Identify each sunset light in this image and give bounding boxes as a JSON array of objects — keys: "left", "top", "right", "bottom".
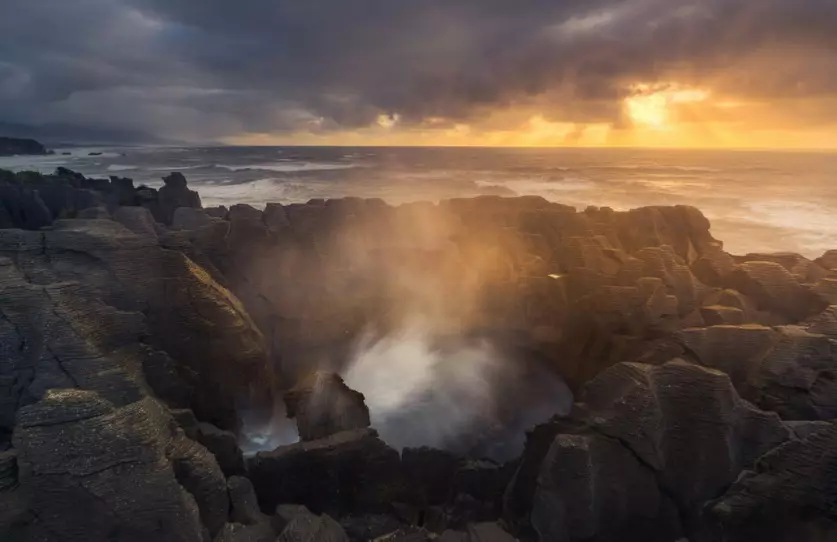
[{"left": 625, "top": 84, "right": 711, "bottom": 130}]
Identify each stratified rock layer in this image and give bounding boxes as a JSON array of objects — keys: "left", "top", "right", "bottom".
[{"left": 512, "top": 360, "right": 790, "bottom": 542}]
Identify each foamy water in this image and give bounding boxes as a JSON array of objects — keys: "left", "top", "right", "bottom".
[{"left": 2, "top": 145, "right": 835, "bottom": 258}]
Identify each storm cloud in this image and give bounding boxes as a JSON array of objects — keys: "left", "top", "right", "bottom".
[{"left": 1, "top": 0, "right": 836, "bottom": 141}]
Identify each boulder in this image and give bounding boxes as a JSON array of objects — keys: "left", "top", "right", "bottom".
[
  {"left": 514, "top": 361, "right": 790, "bottom": 541},
  {"left": 726, "top": 261, "right": 829, "bottom": 321},
  {"left": 690, "top": 249, "right": 736, "bottom": 287},
  {"left": 247, "top": 429, "right": 405, "bottom": 517},
  {"left": 709, "top": 422, "right": 837, "bottom": 542},
  {"left": 700, "top": 289, "right": 763, "bottom": 322},
  {"left": 682, "top": 325, "right": 837, "bottom": 420},
  {"left": 745, "top": 326, "right": 837, "bottom": 420},
  {"left": 627, "top": 245, "right": 709, "bottom": 315},
  {"left": 531, "top": 431, "right": 680, "bottom": 542},
  {"left": 736, "top": 252, "right": 828, "bottom": 283},
  {"left": 502, "top": 416, "right": 586, "bottom": 534},
  {"left": 284, "top": 372, "right": 371, "bottom": 441},
  {"left": 680, "top": 325, "right": 778, "bottom": 387},
  {"left": 583, "top": 361, "right": 789, "bottom": 502},
  {"left": 806, "top": 305, "right": 837, "bottom": 339}
]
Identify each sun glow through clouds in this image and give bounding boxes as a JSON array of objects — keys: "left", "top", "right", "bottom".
[{"left": 625, "top": 84, "right": 710, "bottom": 130}]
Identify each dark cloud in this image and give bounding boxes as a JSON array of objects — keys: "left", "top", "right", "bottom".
[{"left": 1, "top": 0, "right": 836, "bottom": 140}]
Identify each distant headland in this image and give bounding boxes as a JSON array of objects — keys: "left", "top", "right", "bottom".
[{"left": 0, "top": 137, "right": 51, "bottom": 157}]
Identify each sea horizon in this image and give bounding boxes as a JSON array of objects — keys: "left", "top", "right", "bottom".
[{"left": 2, "top": 144, "right": 835, "bottom": 259}]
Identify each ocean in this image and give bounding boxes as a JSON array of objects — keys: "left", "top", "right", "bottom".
[{"left": 2, "top": 145, "right": 835, "bottom": 258}]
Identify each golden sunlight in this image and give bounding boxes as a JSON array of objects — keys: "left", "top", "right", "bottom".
[{"left": 625, "top": 84, "right": 710, "bottom": 130}]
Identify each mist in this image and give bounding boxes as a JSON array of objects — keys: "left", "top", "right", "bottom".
[
  {"left": 233, "top": 196, "right": 577, "bottom": 460},
  {"left": 344, "top": 321, "right": 503, "bottom": 450},
  {"left": 344, "top": 322, "right": 573, "bottom": 460}
]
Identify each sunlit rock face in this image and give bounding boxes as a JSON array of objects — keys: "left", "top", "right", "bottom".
[{"left": 185, "top": 197, "right": 726, "bottom": 384}]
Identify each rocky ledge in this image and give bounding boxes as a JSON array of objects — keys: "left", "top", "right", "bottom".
[{"left": 0, "top": 167, "right": 836, "bottom": 542}]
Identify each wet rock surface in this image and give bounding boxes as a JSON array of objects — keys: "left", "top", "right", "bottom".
[{"left": 0, "top": 167, "right": 836, "bottom": 541}]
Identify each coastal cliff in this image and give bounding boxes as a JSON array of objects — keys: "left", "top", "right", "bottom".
[{"left": 1, "top": 167, "right": 836, "bottom": 542}]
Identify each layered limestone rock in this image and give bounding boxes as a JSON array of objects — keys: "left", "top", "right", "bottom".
[
  {"left": 9, "top": 391, "right": 210, "bottom": 542},
  {"left": 0, "top": 219, "right": 272, "bottom": 431},
  {"left": 725, "top": 261, "right": 829, "bottom": 321},
  {"left": 508, "top": 360, "right": 790, "bottom": 542},
  {"left": 0, "top": 202, "right": 274, "bottom": 540},
  {"left": 681, "top": 325, "right": 837, "bottom": 420},
  {"left": 708, "top": 422, "right": 837, "bottom": 542}
]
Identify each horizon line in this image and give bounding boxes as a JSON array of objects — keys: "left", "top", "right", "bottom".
[{"left": 143, "top": 142, "right": 837, "bottom": 154}]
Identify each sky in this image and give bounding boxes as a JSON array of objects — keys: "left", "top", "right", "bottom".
[{"left": 1, "top": 0, "right": 836, "bottom": 148}]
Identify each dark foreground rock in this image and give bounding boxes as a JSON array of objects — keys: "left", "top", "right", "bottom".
[
  {"left": 504, "top": 360, "right": 791, "bottom": 542},
  {"left": 0, "top": 177, "right": 275, "bottom": 540},
  {"left": 708, "top": 422, "right": 837, "bottom": 542}
]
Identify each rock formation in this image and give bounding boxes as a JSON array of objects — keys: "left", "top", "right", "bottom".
[
  {"left": 0, "top": 166, "right": 836, "bottom": 542},
  {"left": 283, "top": 372, "right": 371, "bottom": 441}
]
